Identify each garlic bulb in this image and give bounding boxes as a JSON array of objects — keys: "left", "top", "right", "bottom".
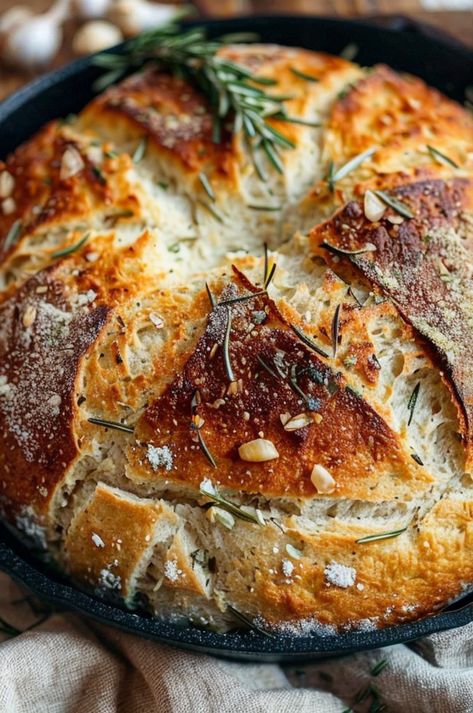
[
  {"left": 108, "top": 0, "right": 183, "bottom": 37},
  {"left": 72, "top": 0, "right": 112, "bottom": 20},
  {"left": 0, "top": 0, "right": 69, "bottom": 70},
  {"left": 72, "top": 20, "right": 123, "bottom": 56},
  {"left": 0, "top": 6, "right": 33, "bottom": 34}
]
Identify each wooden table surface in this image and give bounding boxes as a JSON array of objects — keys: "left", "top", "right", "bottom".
[{"left": 0, "top": 0, "right": 471, "bottom": 101}]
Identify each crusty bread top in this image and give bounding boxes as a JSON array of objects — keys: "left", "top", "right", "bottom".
[{"left": 0, "top": 43, "right": 472, "bottom": 634}]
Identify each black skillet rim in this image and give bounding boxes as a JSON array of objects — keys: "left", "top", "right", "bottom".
[{"left": 0, "top": 14, "right": 472, "bottom": 661}]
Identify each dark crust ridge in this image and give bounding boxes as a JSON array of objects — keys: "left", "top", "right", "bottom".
[
  {"left": 0, "top": 265, "right": 109, "bottom": 518},
  {"left": 311, "top": 178, "right": 473, "bottom": 465}
]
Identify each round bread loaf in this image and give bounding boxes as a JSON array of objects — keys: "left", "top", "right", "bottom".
[{"left": 0, "top": 43, "right": 472, "bottom": 635}]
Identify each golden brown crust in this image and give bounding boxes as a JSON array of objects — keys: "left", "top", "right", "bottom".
[
  {"left": 310, "top": 178, "right": 473, "bottom": 466},
  {"left": 0, "top": 43, "right": 472, "bottom": 635}
]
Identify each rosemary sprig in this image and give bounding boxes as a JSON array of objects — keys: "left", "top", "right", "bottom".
[
  {"left": 223, "top": 307, "right": 235, "bottom": 382},
  {"left": 132, "top": 137, "right": 148, "bottom": 163},
  {"left": 264, "top": 262, "right": 277, "bottom": 289},
  {"left": 93, "top": 24, "right": 300, "bottom": 177},
  {"left": 290, "top": 323, "right": 329, "bottom": 359},
  {"left": 374, "top": 190, "right": 414, "bottom": 219},
  {"left": 52, "top": 233, "right": 90, "bottom": 259},
  {"left": 88, "top": 417, "right": 134, "bottom": 434},
  {"left": 321, "top": 240, "right": 376, "bottom": 257},
  {"left": 327, "top": 146, "right": 376, "bottom": 192},
  {"left": 227, "top": 604, "right": 275, "bottom": 637},
  {"left": 427, "top": 145, "right": 459, "bottom": 169},
  {"left": 198, "top": 171, "right": 215, "bottom": 201},
  {"left": 200, "top": 483, "right": 260, "bottom": 524},
  {"left": 371, "top": 659, "right": 388, "bottom": 676},
  {"left": 331, "top": 304, "right": 341, "bottom": 358},
  {"left": 197, "top": 199, "right": 223, "bottom": 223},
  {"left": 257, "top": 354, "right": 280, "bottom": 381},
  {"left": 407, "top": 382, "right": 420, "bottom": 426},
  {"left": 411, "top": 452, "right": 424, "bottom": 466},
  {"left": 191, "top": 390, "right": 217, "bottom": 468},
  {"left": 356, "top": 527, "right": 407, "bottom": 544},
  {"left": 290, "top": 67, "right": 319, "bottom": 82},
  {"left": 4, "top": 219, "right": 22, "bottom": 251}
]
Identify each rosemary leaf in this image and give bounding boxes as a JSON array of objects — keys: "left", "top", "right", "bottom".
[
  {"left": 264, "top": 262, "right": 277, "bottom": 289},
  {"left": 132, "top": 137, "right": 147, "bottom": 163},
  {"left": 4, "top": 219, "right": 22, "bottom": 251},
  {"left": 290, "top": 323, "right": 329, "bottom": 359},
  {"left": 52, "top": 233, "right": 90, "bottom": 259},
  {"left": 329, "top": 146, "right": 377, "bottom": 189},
  {"left": 197, "top": 429, "right": 217, "bottom": 468},
  {"left": 290, "top": 67, "right": 319, "bottom": 82},
  {"left": 205, "top": 281, "right": 216, "bottom": 309},
  {"left": 321, "top": 240, "right": 377, "bottom": 257},
  {"left": 88, "top": 417, "right": 134, "bottom": 434},
  {"left": 199, "top": 171, "right": 215, "bottom": 201},
  {"left": 427, "top": 145, "right": 459, "bottom": 169},
  {"left": 411, "top": 452, "right": 424, "bottom": 466},
  {"left": 227, "top": 604, "right": 275, "bottom": 637},
  {"left": 374, "top": 190, "right": 414, "bottom": 219},
  {"left": 356, "top": 527, "right": 407, "bottom": 544},
  {"left": 219, "top": 290, "right": 266, "bottom": 307},
  {"left": 223, "top": 307, "right": 235, "bottom": 382},
  {"left": 197, "top": 199, "right": 224, "bottom": 223},
  {"left": 331, "top": 304, "right": 341, "bottom": 358},
  {"left": 200, "top": 485, "right": 259, "bottom": 524},
  {"left": 257, "top": 355, "right": 280, "bottom": 381},
  {"left": 407, "top": 382, "right": 420, "bottom": 426},
  {"left": 247, "top": 203, "right": 281, "bottom": 211},
  {"left": 371, "top": 660, "right": 388, "bottom": 677}
]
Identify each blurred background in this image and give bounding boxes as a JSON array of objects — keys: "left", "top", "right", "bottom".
[{"left": 0, "top": 0, "right": 471, "bottom": 100}]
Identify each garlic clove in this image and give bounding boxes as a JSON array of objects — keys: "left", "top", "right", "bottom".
[
  {"left": 364, "top": 190, "right": 386, "bottom": 223},
  {"left": 0, "top": 6, "right": 33, "bottom": 34},
  {"left": 60, "top": 147, "right": 85, "bottom": 181},
  {"left": 72, "top": 0, "right": 113, "bottom": 20},
  {"left": 310, "top": 464, "right": 336, "bottom": 494},
  {"left": 108, "top": 0, "right": 184, "bottom": 38},
  {"left": 238, "top": 438, "right": 279, "bottom": 463},
  {"left": 72, "top": 20, "right": 123, "bottom": 56}
]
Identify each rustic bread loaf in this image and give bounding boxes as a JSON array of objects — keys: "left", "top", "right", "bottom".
[{"left": 0, "top": 43, "right": 472, "bottom": 635}]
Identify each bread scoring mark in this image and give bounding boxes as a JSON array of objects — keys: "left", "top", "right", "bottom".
[
  {"left": 137, "top": 272, "right": 421, "bottom": 499},
  {"left": 0, "top": 266, "right": 109, "bottom": 517},
  {"left": 311, "top": 178, "right": 473, "bottom": 464}
]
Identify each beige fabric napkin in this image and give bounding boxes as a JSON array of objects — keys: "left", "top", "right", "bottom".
[{"left": 1, "top": 572, "right": 472, "bottom": 713}]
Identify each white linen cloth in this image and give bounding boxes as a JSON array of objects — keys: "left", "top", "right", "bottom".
[{"left": 0, "top": 572, "right": 472, "bottom": 713}]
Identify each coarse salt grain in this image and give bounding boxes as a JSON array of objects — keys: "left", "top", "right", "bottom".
[
  {"left": 164, "top": 559, "right": 183, "bottom": 582},
  {"left": 324, "top": 561, "right": 356, "bottom": 588},
  {"left": 147, "top": 444, "right": 173, "bottom": 471},
  {"left": 282, "top": 559, "right": 294, "bottom": 577},
  {"left": 92, "top": 532, "right": 105, "bottom": 548}
]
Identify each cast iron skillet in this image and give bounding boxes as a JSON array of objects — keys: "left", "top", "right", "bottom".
[{"left": 0, "top": 15, "right": 472, "bottom": 662}]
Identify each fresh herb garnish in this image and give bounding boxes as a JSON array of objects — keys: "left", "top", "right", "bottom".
[
  {"left": 4, "top": 219, "right": 22, "bottom": 251},
  {"left": 198, "top": 172, "right": 215, "bottom": 201},
  {"left": 200, "top": 483, "right": 260, "bottom": 524},
  {"left": 327, "top": 146, "right": 376, "bottom": 192},
  {"left": 91, "top": 166, "right": 106, "bottom": 185},
  {"left": 257, "top": 354, "right": 281, "bottom": 381},
  {"left": 191, "top": 390, "right": 217, "bottom": 468},
  {"left": 290, "top": 323, "right": 329, "bottom": 359},
  {"left": 264, "top": 262, "right": 277, "bottom": 289},
  {"left": 227, "top": 605, "right": 275, "bottom": 637},
  {"left": 407, "top": 382, "right": 420, "bottom": 426},
  {"left": 223, "top": 308, "right": 235, "bottom": 383},
  {"left": 197, "top": 199, "right": 223, "bottom": 223},
  {"left": 247, "top": 203, "right": 281, "bottom": 211},
  {"left": 411, "top": 452, "right": 424, "bottom": 466},
  {"left": 427, "top": 145, "right": 459, "bottom": 169},
  {"left": 93, "top": 24, "right": 300, "bottom": 178},
  {"left": 374, "top": 190, "right": 414, "bottom": 219},
  {"left": 321, "top": 240, "right": 377, "bottom": 257},
  {"left": 218, "top": 290, "right": 266, "bottom": 307},
  {"left": 290, "top": 67, "right": 319, "bottom": 82},
  {"left": 88, "top": 417, "right": 134, "bottom": 433},
  {"left": 52, "top": 233, "right": 90, "bottom": 259},
  {"left": 331, "top": 304, "right": 341, "bottom": 358},
  {"left": 205, "top": 282, "right": 216, "bottom": 309},
  {"left": 356, "top": 527, "right": 407, "bottom": 544},
  {"left": 132, "top": 137, "right": 147, "bottom": 163}
]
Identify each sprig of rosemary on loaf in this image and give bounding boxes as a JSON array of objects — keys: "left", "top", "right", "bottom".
[{"left": 93, "top": 23, "right": 318, "bottom": 175}]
